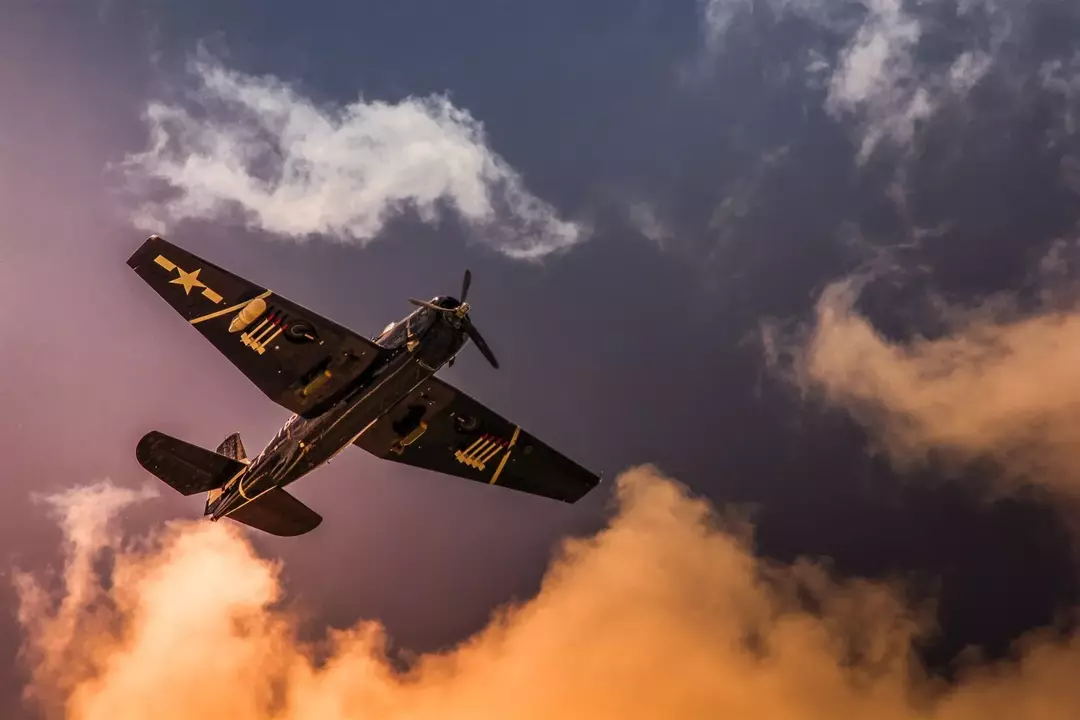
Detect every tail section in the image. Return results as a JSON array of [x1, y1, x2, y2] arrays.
[[208, 432, 249, 513], [215, 432, 249, 463], [136, 429, 322, 537], [136, 431, 247, 496]]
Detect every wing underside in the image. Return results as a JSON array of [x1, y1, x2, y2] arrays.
[[353, 377, 600, 503], [127, 235, 386, 417]]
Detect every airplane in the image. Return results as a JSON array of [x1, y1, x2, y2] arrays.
[[127, 235, 601, 537]]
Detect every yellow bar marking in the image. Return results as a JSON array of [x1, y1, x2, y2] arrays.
[[465, 439, 494, 469], [190, 290, 273, 325], [478, 441, 506, 465], [242, 319, 269, 347], [455, 437, 486, 465], [249, 321, 276, 348], [201, 287, 224, 304], [154, 255, 176, 271], [256, 327, 283, 354], [250, 325, 278, 353], [489, 426, 521, 485]]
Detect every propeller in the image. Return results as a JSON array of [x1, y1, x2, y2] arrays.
[[461, 314, 498, 369], [407, 269, 499, 369], [460, 268, 472, 303]]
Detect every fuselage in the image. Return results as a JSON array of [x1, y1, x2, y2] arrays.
[[207, 297, 469, 519]]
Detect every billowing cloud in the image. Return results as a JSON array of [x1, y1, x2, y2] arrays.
[[778, 273, 1080, 495], [15, 481, 159, 716], [16, 469, 1080, 719], [122, 53, 585, 261]]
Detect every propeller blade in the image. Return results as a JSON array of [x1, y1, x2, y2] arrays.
[[408, 298, 454, 313], [462, 317, 499, 369], [460, 269, 472, 304]]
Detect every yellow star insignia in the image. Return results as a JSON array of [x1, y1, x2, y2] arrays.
[[170, 266, 206, 295]]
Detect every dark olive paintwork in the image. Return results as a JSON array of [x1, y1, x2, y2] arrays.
[[127, 235, 601, 537]]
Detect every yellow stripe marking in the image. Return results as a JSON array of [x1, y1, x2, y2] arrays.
[[154, 255, 176, 271], [232, 483, 274, 510], [463, 439, 494, 469], [256, 327, 283, 354], [489, 426, 521, 485], [478, 441, 505, 465], [247, 323, 278, 354], [254, 322, 278, 345], [202, 287, 223, 304], [454, 437, 486, 465], [242, 320, 269, 347], [190, 290, 273, 325]]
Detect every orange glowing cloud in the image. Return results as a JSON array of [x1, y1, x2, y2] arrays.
[[784, 276, 1080, 496], [14, 469, 1080, 719]]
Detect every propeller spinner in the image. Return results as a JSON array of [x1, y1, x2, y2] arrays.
[[407, 269, 499, 369]]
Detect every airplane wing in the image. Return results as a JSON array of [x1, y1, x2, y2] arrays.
[[352, 376, 601, 503], [127, 235, 385, 418]]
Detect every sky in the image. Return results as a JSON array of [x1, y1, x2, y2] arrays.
[[6, 0, 1080, 717]]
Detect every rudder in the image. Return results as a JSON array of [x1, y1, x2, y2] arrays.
[[215, 432, 249, 463], [208, 432, 249, 513]]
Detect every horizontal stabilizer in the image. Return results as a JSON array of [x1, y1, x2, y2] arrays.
[[226, 488, 323, 537], [136, 431, 247, 496]]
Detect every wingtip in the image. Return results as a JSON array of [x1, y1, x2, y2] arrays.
[[134, 430, 164, 471], [127, 234, 165, 269]]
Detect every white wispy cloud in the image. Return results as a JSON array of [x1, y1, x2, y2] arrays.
[[122, 54, 585, 261], [699, 0, 754, 52], [626, 201, 673, 248], [697, 0, 1008, 165], [823, 0, 932, 163]]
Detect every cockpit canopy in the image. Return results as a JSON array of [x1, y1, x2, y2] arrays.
[[374, 296, 466, 349], [374, 303, 434, 348]]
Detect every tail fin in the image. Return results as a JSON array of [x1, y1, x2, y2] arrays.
[[136, 431, 247, 497], [208, 432, 249, 513], [215, 432, 249, 463]]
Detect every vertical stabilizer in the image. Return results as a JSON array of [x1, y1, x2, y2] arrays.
[[206, 432, 248, 514], [215, 432, 248, 463]]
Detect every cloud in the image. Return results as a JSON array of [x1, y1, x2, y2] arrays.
[[625, 201, 673, 248], [698, 0, 754, 53], [775, 270, 1080, 496], [16, 469, 1080, 719], [122, 53, 585, 261], [823, 0, 939, 164], [14, 481, 159, 716], [696, 0, 1018, 165]]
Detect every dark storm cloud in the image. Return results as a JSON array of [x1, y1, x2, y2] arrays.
[[695, 0, 1042, 162], [687, 0, 1080, 501], [10, 0, 1080, 716], [684, 0, 1080, 262]]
